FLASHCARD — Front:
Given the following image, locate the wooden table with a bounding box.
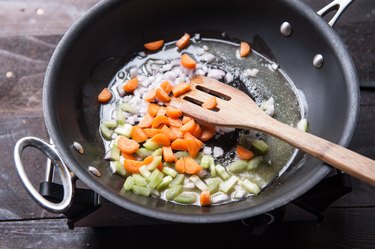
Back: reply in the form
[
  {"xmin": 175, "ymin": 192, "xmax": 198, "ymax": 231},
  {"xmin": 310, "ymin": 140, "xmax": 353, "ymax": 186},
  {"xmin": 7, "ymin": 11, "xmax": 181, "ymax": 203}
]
[{"xmin": 0, "ymin": 0, "xmax": 374, "ymax": 248}]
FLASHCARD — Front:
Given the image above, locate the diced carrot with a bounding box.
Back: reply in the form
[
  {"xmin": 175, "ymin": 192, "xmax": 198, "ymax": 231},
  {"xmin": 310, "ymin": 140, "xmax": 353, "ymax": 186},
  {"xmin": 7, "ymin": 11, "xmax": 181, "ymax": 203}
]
[
  {"xmin": 171, "ymin": 138, "xmax": 188, "ymax": 151},
  {"xmin": 180, "ymin": 54, "xmax": 196, "ymax": 69},
  {"xmin": 151, "ymin": 133, "xmax": 170, "ymax": 146},
  {"xmin": 176, "ymin": 33, "xmax": 191, "ymax": 50},
  {"xmin": 175, "ymin": 158, "xmax": 185, "ymax": 173},
  {"xmin": 97, "ymin": 88, "xmax": 112, "ymax": 103},
  {"xmin": 184, "ymin": 132, "xmax": 204, "ymax": 149},
  {"xmin": 123, "ymin": 77, "xmax": 139, "ymax": 93},
  {"xmin": 200, "ymin": 190, "xmax": 211, "ymax": 206},
  {"xmin": 240, "ymin": 41, "xmax": 251, "ymax": 57},
  {"xmin": 151, "ymin": 115, "xmax": 169, "ymax": 128},
  {"xmin": 170, "ymin": 126, "xmax": 183, "ymax": 138},
  {"xmin": 156, "ymin": 107, "xmax": 166, "ymax": 116},
  {"xmin": 236, "ymin": 145, "xmax": 255, "ymax": 160},
  {"xmin": 142, "ymin": 128, "xmax": 162, "ymax": 138},
  {"xmin": 156, "ymin": 88, "xmax": 171, "ymax": 102},
  {"xmin": 191, "ymin": 123, "xmax": 202, "ymax": 138},
  {"xmin": 181, "ymin": 116, "xmax": 192, "ymax": 125},
  {"xmin": 131, "ymin": 126, "xmax": 148, "ymax": 143},
  {"xmin": 157, "ymin": 162, "xmax": 163, "ymax": 171},
  {"xmin": 172, "ymin": 82, "xmax": 191, "ymax": 97},
  {"xmin": 184, "ymin": 157, "xmax": 202, "ymax": 174},
  {"xmin": 144, "ymin": 40, "xmax": 164, "ymax": 51},
  {"xmin": 166, "ymin": 106, "xmax": 182, "ymax": 118},
  {"xmin": 167, "ymin": 117, "xmax": 182, "ymax": 127},
  {"xmin": 118, "ymin": 136, "xmax": 140, "ymax": 154},
  {"xmin": 180, "ymin": 119, "xmax": 196, "ymax": 133},
  {"xmin": 139, "ymin": 113, "xmax": 153, "ymax": 128},
  {"xmin": 202, "ymin": 96, "xmax": 217, "ymax": 110},
  {"xmin": 144, "ymin": 89, "xmax": 157, "ymax": 102},
  {"xmin": 161, "ymin": 125, "xmax": 178, "ymax": 141},
  {"xmin": 199, "ymin": 124, "xmax": 216, "ymax": 142},
  {"xmin": 123, "ymin": 159, "xmax": 144, "ymax": 174},
  {"xmin": 162, "ymin": 146, "xmax": 176, "ymax": 163},
  {"xmin": 121, "ymin": 152, "xmax": 136, "ymax": 160},
  {"xmin": 148, "ymin": 103, "xmax": 160, "ymax": 117},
  {"xmin": 160, "ymin": 81, "xmax": 173, "ymax": 95},
  {"xmin": 143, "ymin": 155, "xmax": 154, "ymax": 165},
  {"xmin": 186, "ymin": 138, "xmax": 200, "ymax": 158}
]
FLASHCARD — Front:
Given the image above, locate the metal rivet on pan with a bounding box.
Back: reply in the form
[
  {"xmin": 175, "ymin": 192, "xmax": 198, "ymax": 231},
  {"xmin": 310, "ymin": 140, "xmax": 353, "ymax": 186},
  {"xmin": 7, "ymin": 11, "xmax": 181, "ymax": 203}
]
[
  {"xmin": 313, "ymin": 54, "xmax": 324, "ymax": 68},
  {"xmin": 73, "ymin": 141, "xmax": 84, "ymax": 154},
  {"xmin": 280, "ymin": 22, "xmax": 292, "ymax": 36},
  {"xmin": 88, "ymin": 166, "xmax": 101, "ymax": 177}
]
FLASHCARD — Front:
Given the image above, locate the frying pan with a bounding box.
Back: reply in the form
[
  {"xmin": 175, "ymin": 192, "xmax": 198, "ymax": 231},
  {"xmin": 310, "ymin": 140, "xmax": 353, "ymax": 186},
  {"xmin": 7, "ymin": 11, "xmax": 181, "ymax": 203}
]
[{"xmin": 14, "ymin": 0, "xmax": 359, "ymax": 223}]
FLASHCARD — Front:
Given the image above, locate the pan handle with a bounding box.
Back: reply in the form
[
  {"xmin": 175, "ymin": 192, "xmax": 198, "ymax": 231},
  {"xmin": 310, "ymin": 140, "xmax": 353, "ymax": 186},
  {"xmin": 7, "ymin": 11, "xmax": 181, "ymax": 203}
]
[
  {"xmin": 317, "ymin": 0, "xmax": 353, "ymax": 26},
  {"xmin": 14, "ymin": 136, "xmax": 74, "ymax": 213}
]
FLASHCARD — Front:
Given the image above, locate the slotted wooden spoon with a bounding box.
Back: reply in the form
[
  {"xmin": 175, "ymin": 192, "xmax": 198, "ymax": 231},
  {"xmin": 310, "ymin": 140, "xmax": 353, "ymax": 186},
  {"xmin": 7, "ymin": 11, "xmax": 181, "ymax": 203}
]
[{"xmin": 170, "ymin": 76, "xmax": 375, "ymax": 186}]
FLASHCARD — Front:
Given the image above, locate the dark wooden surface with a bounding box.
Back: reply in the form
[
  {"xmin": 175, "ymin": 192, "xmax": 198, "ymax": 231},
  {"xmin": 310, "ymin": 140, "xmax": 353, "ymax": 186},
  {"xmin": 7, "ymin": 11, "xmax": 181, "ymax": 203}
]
[{"xmin": 0, "ymin": 0, "xmax": 374, "ymax": 248}]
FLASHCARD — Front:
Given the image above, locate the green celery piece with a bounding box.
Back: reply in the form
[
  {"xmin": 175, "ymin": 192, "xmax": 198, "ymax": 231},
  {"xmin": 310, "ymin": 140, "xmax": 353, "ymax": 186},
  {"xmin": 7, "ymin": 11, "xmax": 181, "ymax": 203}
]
[
  {"xmin": 174, "ymin": 193, "xmax": 197, "ymax": 204},
  {"xmin": 152, "ymin": 148, "xmax": 163, "ymax": 157},
  {"xmin": 103, "ymin": 119, "xmax": 118, "ymax": 129},
  {"xmin": 139, "ymin": 165, "xmax": 151, "ymax": 179},
  {"xmin": 123, "ymin": 176, "xmax": 134, "ymax": 191},
  {"xmin": 105, "ymin": 146, "xmax": 120, "ymax": 161},
  {"xmin": 111, "ymin": 161, "xmax": 126, "ymax": 177},
  {"xmin": 136, "ymin": 148, "xmax": 153, "ymax": 159},
  {"xmin": 252, "ymin": 139, "xmax": 268, "ymax": 154},
  {"xmin": 114, "ymin": 123, "xmax": 133, "ymax": 137},
  {"xmin": 162, "ymin": 166, "xmax": 177, "ymax": 178},
  {"xmin": 132, "ymin": 185, "xmax": 151, "ymax": 196},
  {"xmin": 115, "ymin": 109, "xmax": 126, "ymax": 125},
  {"xmin": 216, "ymin": 164, "xmax": 230, "ymax": 180},
  {"xmin": 169, "ymin": 174, "xmax": 184, "ymax": 187},
  {"xmin": 200, "ymin": 155, "xmax": 212, "ymax": 169},
  {"xmin": 189, "ymin": 175, "xmax": 208, "ymax": 191},
  {"xmin": 175, "ymin": 151, "xmax": 190, "ymax": 159},
  {"xmin": 209, "ymin": 158, "xmax": 216, "ymax": 177},
  {"xmin": 120, "ymin": 102, "xmax": 137, "ymax": 113},
  {"xmin": 146, "ymin": 156, "xmax": 162, "ymax": 171},
  {"xmin": 157, "ymin": 176, "xmax": 173, "ymax": 191},
  {"xmin": 241, "ymin": 179, "xmax": 261, "ymax": 195},
  {"xmin": 248, "ymin": 156, "xmax": 263, "ymax": 170},
  {"xmin": 143, "ymin": 139, "xmax": 162, "ymax": 151},
  {"xmin": 297, "ymin": 118, "xmax": 309, "ymax": 132},
  {"xmin": 132, "ymin": 174, "xmax": 147, "ymax": 187},
  {"xmin": 219, "ymin": 175, "xmax": 239, "ymax": 193},
  {"xmin": 228, "ymin": 160, "xmax": 248, "ymax": 173},
  {"xmin": 194, "ymin": 153, "xmax": 203, "ymax": 164},
  {"xmin": 148, "ymin": 169, "xmax": 164, "ymax": 189},
  {"xmin": 100, "ymin": 124, "xmax": 113, "ymax": 140},
  {"xmin": 239, "ymin": 134, "xmax": 251, "ymax": 150},
  {"xmin": 206, "ymin": 178, "xmax": 221, "ymax": 194},
  {"xmin": 166, "ymin": 185, "xmax": 183, "ymax": 200}
]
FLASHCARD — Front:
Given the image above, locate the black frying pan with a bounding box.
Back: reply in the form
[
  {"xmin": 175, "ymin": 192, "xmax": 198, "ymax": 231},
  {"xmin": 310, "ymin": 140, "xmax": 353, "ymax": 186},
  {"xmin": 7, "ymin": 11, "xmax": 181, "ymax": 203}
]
[{"xmin": 14, "ymin": 0, "xmax": 359, "ymax": 223}]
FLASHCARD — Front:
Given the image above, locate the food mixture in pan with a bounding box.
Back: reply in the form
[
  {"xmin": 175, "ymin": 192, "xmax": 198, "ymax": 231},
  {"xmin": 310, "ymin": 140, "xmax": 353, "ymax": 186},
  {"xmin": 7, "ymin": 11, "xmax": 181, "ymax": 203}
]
[{"xmin": 97, "ymin": 33, "xmax": 308, "ymax": 206}]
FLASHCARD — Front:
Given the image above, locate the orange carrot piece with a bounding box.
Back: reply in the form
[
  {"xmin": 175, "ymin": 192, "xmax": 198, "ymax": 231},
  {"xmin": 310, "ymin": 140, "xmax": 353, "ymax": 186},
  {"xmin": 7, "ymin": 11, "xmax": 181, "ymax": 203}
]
[
  {"xmin": 144, "ymin": 40, "xmax": 164, "ymax": 51},
  {"xmin": 240, "ymin": 41, "xmax": 251, "ymax": 57},
  {"xmin": 181, "ymin": 116, "xmax": 192, "ymax": 125},
  {"xmin": 160, "ymin": 80, "xmax": 173, "ymax": 95},
  {"xmin": 180, "ymin": 54, "xmax": 196, "ymax": 69},
  {"xmin": 156, "ymin": 88, "xmax": 171, "ymax": 102},
  {"xmin": 176, "ymin": 33, "xmax": 191, "ymax": 50},
  {"xmin": 180, "ymin": 119, "xmax": 196, "ymax": 133},
  {"xmin": 139, "ymin": 113, "xmax": 153, "ymax": 128},
  {"xmin": 124, "ymin": 159, "xmax": 144, "ymax": 174},
  {"xmin": 171, "ymin": 138, "xmax": 188, "ymax": 151},
  {"xmin": 200, "ymin": 190, "xmax": 211, "ymax": 206},
  {"xmin": 148, "ymin": 103, "xmax": 160, "ymax": 117},
  {"xmin": 143, "ymin": 155, "xmax": 154, "ymax": 165},
  {"xmin": 97, "ymin": 88, "xmax": 112, "ymax": 103},
  {"xmin": 166, "ymin": 106, "xmax": 182, "ymax": 118},
  {"xmin": 175, "ymin": 158, "xmax": 185, "ymax": 173},
  {"xmin": 131, "ymin": 126, "xmax": 148, "ymax": 143},
  {"xmin": 118, "ymin": 136, "xmax": 140, "ymax": 154},
  {"xmin": 162, "ymin": 146, "xmax": 176, "ymax": 163},
  {"xmin": 151, "ymin": 115, "xmax": 169, "ymax": 128},
  {"xmin": 156, "ymin": 107, "xmax": 166, "ymax": 116},
  {"xmin": 151, "ymin": 133, "xmax": 170, "ymax": 146},
  {"xmin": 157, "ymin": 162, "xmax": 163, "ymax": 171},
  {"xmin": 184, "ymin": 157, "xmax": 202, "ymax": 174},
  {"xmin": 199, "ymin": 124, "xmax": 216, "ymax": 142},
  {"xmin": 184, "ymin": 132, "xmax": 204, "ymax": 149},
  {"xmin": 191, "ymin": 123, "xmax": 202, "ymax": 138},
  {"xmin": 236, "ymin": 145, "xmax": 255, "ymax": 160},
  {"xmin": 167, "ymin": 117, "xmax": 182, "ymax": 127},
  {"xmin": 161, "ymin": 125, "xmax": 178, "ymax": 141},
  {"xmin": 186, "ymin": 138, "xmax": 200, "ymax": 158},
  {"xmin": 142, "ymin": 128, "xmax": 162, "ymax": 138},
  {"xmin": 123, "ymin": 77, "xmax": 139, "ymax": 93},
  {"xmin": 172, "ymin": 82, "xmax": 191, "ymax": 97},
  {"xmin": 144, "ymin": 89, "xmax": 157, "ymax": 102},
  {"xmin": 202, "ymin": 96, "xmax": 217, "ymax": 110},
  {"xmin": 121, "ymin": 152, "xmax": 136, "ymax": 160},
  {"xmin": 170, "ymin": 126, "xmax": 183, "ymax": 138}
]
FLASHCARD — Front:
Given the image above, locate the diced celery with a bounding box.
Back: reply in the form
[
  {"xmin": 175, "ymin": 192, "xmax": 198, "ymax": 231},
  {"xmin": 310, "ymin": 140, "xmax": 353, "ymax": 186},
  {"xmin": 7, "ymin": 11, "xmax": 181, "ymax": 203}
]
[
  {"xmin": 166, "ymin": 185, "xmax": 183, "ymax": 200},
  {"xmin": 136, "ymin": 148, "xmax": 153, "ymax": 159},
  {"xmin": 194, "ymin": 153, "xmax": 203, "ymax": 164},
  {"xmin": 227, "ymin": 160, "xmax": 248, "ymax": 173},
  {"xmin": 297, "ymin": 118, "xmax": 308, "ymax": 132},
  {"xmin": 174, "ymin": 193, "xmax": 197, "ymax": 204},
  {"xmin": 115, "ymin": 109, "xmax": 126, "ymax": 125},
  {"xmin": 200, "ymin": 155, "xmax": 212, "ymax": 169},
  {"xmin": 157, "ymin": 176, "xmax": 173, "ymax": 190},
  {"xmin": 103, "ymin": 119, "xmax": 118, "ymax": 129},
  {"xmin": 169, "ymin": 174, "xmax": 184, "ymax": 187},
  {"xmin": 143, "ymin": 139, "xmax": 162, "ymax": 151},
  {"xmin": 211, "ymin": 192, "xmax": 229, "ymax": 204},
  {"xmin": 248, "ymin": 156, "xmax": 263, "ymax": 170},
  {"xmin": 146, "ymin": 156, "xmax": 162, "ymax": 171},
  {"xmin": 139, "ymin": 165, "xmax": 151, "ymax": 179},
  {"xmin": 216, "ymin": 164, "xmax": 230, "ymax": 180},
  {"xmin": 175, "ymin": 151, "xmax": 190, "ymax": 159},
  {"xmin": 132, "ymin": 185, "xmax": 151, "ymax": 196},
  {"xmin": 233, "ymin": 189, "xmax": 247, "ymax": 200},
  {"xmin": 162, "ymin": 167, "xmax": 177, "ymax": 178},
  {"xmin": 219, "ymin": 175, "xmax": 239, "ymax": 193},
  {"xmin": 132, "ymin": 174, "xmax": 147, "ymax": 186},
  {"xmin": 252, "ymin": 139, "xmax": 268, "ymax": 154},
  {"xmin": 163, "ymin": 162, "xmax": 174, "ymax": 168},
  {"xmin": 189, "ymin": 175, "xmax": 208, "ymax": 191},
  {"xmin": 206, "ymin": 178, "xmax": 221, "ymax": 194},
  {"xmin": 114, "ymin": 123, "xmax": 133, "ymax": 137},
  {"xmin": 100, "ymin": 124, "xmax": 113, "ymax": 140},
  {"xmin": 152, "ymin": 148, "xmax": 163, "ymax": 157},
  {"xmin": 151, "ymin": 189, "xmax": 160, "ymax": 197},
  {"xmin": 209, "ymin": 158, "xmax": 216, "ymax": 177},
  {"xmin": 241, "ymin": 179, "xmax": 261, "ymax": 195},
  {"xmin": 110, "ymin": 161, "xmax": 126, "ymax": 177},
  {"xmin": 104, "ymin": 146, "xmax": 120, "ymax": 161},
  {"xmin": 239, "ymin": 134, "xmax": 251, "ymax": 149},
  {"xmin": 148, "ymin": 169, "xmax": 164, "ymax": 189},
  {"xmin": 120, "ymin": 102, "xmax": 137, "ymax": 113},
  {"xmin": 123, "ymin": 176, "xmax": 134, "ymax": 191}
]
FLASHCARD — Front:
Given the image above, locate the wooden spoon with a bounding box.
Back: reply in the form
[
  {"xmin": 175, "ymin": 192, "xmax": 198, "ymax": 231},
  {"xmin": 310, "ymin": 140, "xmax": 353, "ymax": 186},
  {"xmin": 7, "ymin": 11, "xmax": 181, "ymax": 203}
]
[{"xmin": 170, "ymin": 76, "xmax": 375, "ymax": 186}]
